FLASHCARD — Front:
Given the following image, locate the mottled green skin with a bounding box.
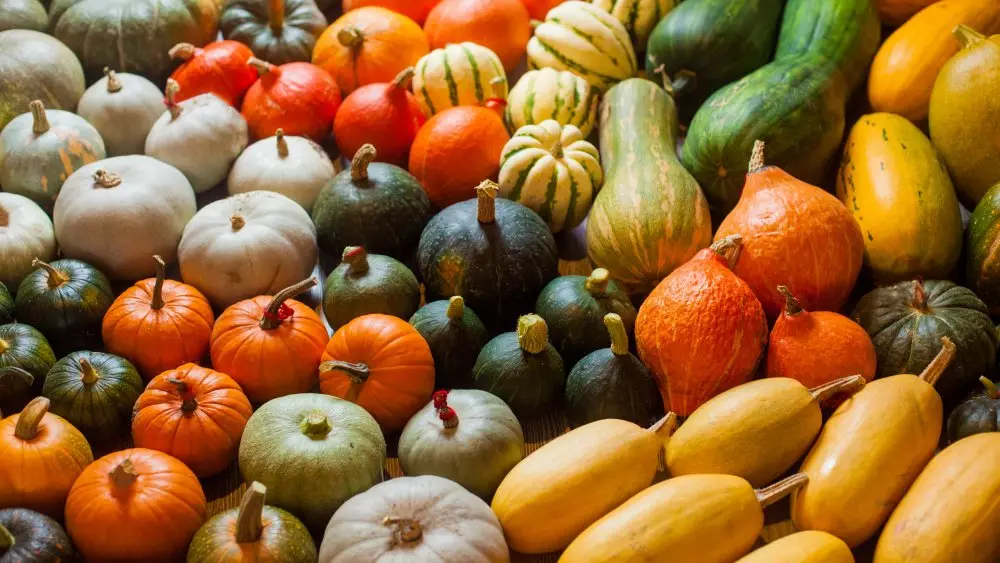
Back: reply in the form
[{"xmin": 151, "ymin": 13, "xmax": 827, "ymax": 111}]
[
  {"xmin": 0, "ymin": 0, "xmax": 48, "ymax": 32},
  {"xmin": 409, "ymin": 300, "xmax": 490, "ymax": 390},
  {"xmin": 221, "ymin": 0, "xmax": 327, "ymax": 65},
  {"xmin": 0, "ymin": 30, "xmax": 85, "ymax": 131},
  {"xmin": 187, "ymin": 504, "xmax": 317, "ymax": 563},
  {"xmin": 472, "ymin": 332, "xmax": 565, "ymax": 418},
  {"xmin": 852, "ymin": 280, "xmax": 999, "ymax": 402},
  {"xmin": 946, "ymin": 380, "xmax": 1000, "ymax": 445},
  {"xmin": 41, "ymin": 351, "xmax": 143, "ymax": 443},
  {"xmin": 965, "ymin": 182, "xmax": 1000, "ymax": 314},
  {"xmin": 0, "ymin": 508, "xmax": 74, "ymax": 563},
  {"xmin": 322, "ymin": 253, "xmax": 421, "ymax": 332},
  {"xmin": 0, "ymin": 323, "xmax": 56, "ymax": 415},
  {"xmin": 565, "ymin": 348, "xmax": 663, "ymax": 429},
  {"xmin": 0, "ymin": 282, "xmax": 12, "ymax": 324}
]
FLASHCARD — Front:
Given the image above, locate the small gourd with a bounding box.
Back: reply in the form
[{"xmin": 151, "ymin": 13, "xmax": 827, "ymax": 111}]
[
  {"xmin": 75, "ymin": 68, "xmax": 164, "ymax": 157},
  {"xmin": 0, "ymin": 193, "xmax": 56, "ymax": 289},
  {"xmin": 0, "ymin": 507, "xmax": 75, "ymax": 563},
  {"xmin": 947, "ymin": 376, "xmax": 1000, "ymax": 444},
  {"xmin": 505, "ymin": 68, "xmax": 598, "ymax": 137},
  {"xmin": 409, "ymin": 296, "xmax": 490, "ymax": 389},
  {"xmin": 221, "ymin": 0, "xmax": 328, "ymax": 65},
  {"xmin": 228, "ymin": 129, "xmax": 337, "ymax": 212},
  {"xmin": 0, "ymin": 323, "xmax": 56, "ymax": 415},
  {"xmin": 322, "ymin": 246, "xmax": 420, "ymax": 332},
  {"xmin": 592, "ymin": 0, "xmax": 677, "ymax": 52},
  {"xmin": 410, "ymin": 42, "xmax": 508, "ymax": 117}
]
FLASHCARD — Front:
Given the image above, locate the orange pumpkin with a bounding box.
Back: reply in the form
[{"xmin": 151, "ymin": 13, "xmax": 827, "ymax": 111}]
[
  {"xmin": 635, "ymin": 236, "xmax": 768, "ymax": 417},
  {"xmin": 313, "ymin": 7, "xmax": 430, "ymax": 95},
  {"xmin": 424, "ymin": 0, "xmax": 531, "ymax": 72},
  {"xmin": 519, "ymin": 0, "xmax": 566, "ymax": 19},
  {"xmin": 168, "ymin": 41, "xmax": 259, "ymax": 107},
  {"xmin": 714, "ymin": 141, "xmax": 864, "ymax": 321},
  {"xmin": 319, "ymin": 314, "xmax": 435, "ymax": 432},
  {"xmin": 211, "ymin": 278, "xmax": 328, "ymax": 404},
  {"xmin": 65, "ymin": 448, "xmax": 207, "ymax": 563},
  {"xmin": 102, "ymin": 255, "xmax": 215, "ymax": 381},
  {"xmin": 0, "ymin": 397, "xmax": 93, "ymax": 518},
  {"xmin": 241, "ymin": 58, "xmax": 343, "ymax": 141},
  {"xmin": 343, "ymin": 0, "xmax": 442, "ymax": 24}
]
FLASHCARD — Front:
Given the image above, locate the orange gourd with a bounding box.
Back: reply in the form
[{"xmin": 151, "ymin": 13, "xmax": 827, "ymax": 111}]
[
  {"xmin": 424, "ymin": 0, "xmax": 531, "ymax": 72},
  {"xmin": 65, "ymin": 448, "xmax": 207, "ymax": 563},
  {"xmin": 313, "ymin": 7, "xmax": 430, "ymax": 95},
  {"xmin": 635, "ymin": 236, "xmax": 768, "ymax": 417},
  {"xmin": 767, "ymin": 286, "xmax": 877, "ymax": 388},
  {"xmin": 132, "ymin": 364, "xmax": 253, "ymax": 478},
  {"xmin": 102, "ymin": 255, "xmax": 215, "ymax": 381},
  {"xmin": 342, "ymin": 0, "xmax": 442, "ymax": 25},
  {"xmin": 210, "ymin": 278, "xmax": 328, "ymax": 404},
  {"xmin": 241, "ymin": 58, "xmax": 343, "ymax": 141},
  {"xmin": 715, "ymin": 141, "xmax": 864, "ymax": 321},
  {"xmin": 168, "ymin": 41, "xmax": 259, "ymax": 107},
  {"xmin": 319, "ymin": 314, "xmax": 435, "ymax": 432},
  {"xmin": 0, "ymin": 397, "xmax": 93, "ymax": 518}
]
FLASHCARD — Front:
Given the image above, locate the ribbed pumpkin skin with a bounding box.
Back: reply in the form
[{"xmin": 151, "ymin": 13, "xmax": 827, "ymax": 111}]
[
  {"xmin": 0, "ymin": 323, "xmax": 55, "ymax": 414},
  {"xmin": 220, "ymin": 0, "xmax": 327, "ymax": 65},
  {"xmin": 187, "ymin": 503, "xmax": 317, "ymax": 563},
  {"xmin": 736, "ymin": 531, "xmax": 853, "ymax": 563},
  {"xmin": 593, "ymin": 0, "xmax": 676, "ymax": 52},
  {"xmin": 408, "ymin": 299, "xmax": 490, "ymax": 389},
  {"xmin": 966, "ymin": 183, "xmax": 1000, "ymax": 313},
  {"xmin": 505, "ymin": 68, "xmax": 597, "ymax": 137},
  {"xmin": 169, "ymin": 40, "xmax": 258, "ymax": 107},
  {"xmin": 411, "ymin": 42, "xmax": 507, "ymax": 117},
  {"xmin": 0, "ymin": 508, "xmax": 75, "ymax": 563},
  {"xmin": 0, "ymin": 30, "xmax": 84, "ymax": 132}
]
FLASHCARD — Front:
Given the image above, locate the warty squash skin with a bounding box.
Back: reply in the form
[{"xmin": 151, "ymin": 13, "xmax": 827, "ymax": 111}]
[{"xmin": 736, "ymin": 531, "xmax": 854, "ymax": 563}]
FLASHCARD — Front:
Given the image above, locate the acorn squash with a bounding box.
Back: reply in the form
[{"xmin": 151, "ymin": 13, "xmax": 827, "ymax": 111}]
[
  {"xmin": 947, "ymin": 376, "xmax": 1000, "ymax": 443},
  {"xmin": 0, "ymin": 323, "xmax": 55, "ymax": 416},
  {"xmin": 408, "ymin": 297, "xmax": 489, "ymax": 390},
  {"xmin": 321, "ymin": 246, "xmax": 420, "ymax": 332}
]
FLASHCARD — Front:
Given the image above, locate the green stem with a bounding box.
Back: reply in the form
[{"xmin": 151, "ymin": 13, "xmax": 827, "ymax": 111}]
[
  {"xmin": 236, "ymin": 482, "xmax": 267, "ymax": 543},
  {"xmin": 259, "ymin": 278, "xmax": 317, "ymax": 330},
  {"xmin": 32, "ymin": 258, "xmax": 67, "ymax": 288},
  {"xmin": 954, "ymin": 24, "xmax": 985, "ymax": 49},
  {"xmin": 584, "ymin": 268, "xmax": 610, "ymax": 297},
  {"xmin": 981, "ymin": 376, "xmax": 998, "ymax": 400},
  {"xmin": 604, "ymin": 313, "xmax": 629, "ymax": 356},
  {"xmin": 0, "ymin": 523, "xmax": 14, "ymax": 552},
  {"xmin": 517, "ymin": 314, "xmax": 549, "ymax": 354},
  {"xmin": 300, "ymin": 412, "xmax": 332, "ymax": 438},
  {"xmin": 337, "ymin": 26, "xmax": 363, "ymax": 49},
  {"xmin": 392, "ymin": 67, "xmax": 415, "ymax": 90}
]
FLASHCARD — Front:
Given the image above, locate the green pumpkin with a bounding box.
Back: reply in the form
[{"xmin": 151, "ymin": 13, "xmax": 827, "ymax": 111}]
[
  {"xmin": 322, "ymin": 246, "xmax": 421, "ymax": 332},
  {"xmin": 0, "ymin": 101, "xmax": 106, "ymax": 213},
  {"xmin": 947, "ymin": 376, "xmax": 1000, "ymax": 445},
  {"xmin": 0, "ymin": 323, "xmax": 55, "ymax": 416},
  {"xmin": 14, "ymin": 259, "xmax": 114, "ymax": 355},
  {"xmin": 238, "ymin": 393, "xmax": 387, "ymax": 532},
  {"xmin": 40, "ymin": 351, "xmax": 143, "ymax": 443},
  {"xmin": 0, "ymin": 0, "xmax": 48, "ymax": 33},
  {"xmin": 221, "ymin": 0, "xmax": 327, "ymax": 65},
  {"xmin": 472, "ymin": 314, "xmax": 565, "ymax": 418},
  {"xmin": 535, "ymin": 268, "xmax": 637, "ymax": 369},
  {"xmin": 0, "ymin": 30, "xmax": 85, "ymax": 132},
  {"xmin": 965, "ymin": 181, "xmax": 1000, "ymax": 313},
  {"xmin": 409, "ymin": 296, "xmax": 490, "ymax": 390},
  {"xmin": 0, "ymin": 282, "xmax": 12, "ymax": 324},
  {"xmin": 0, "ymin": 508, "xmax": 74, "ymax": 563},
  {"xmin": 565, "ymin": 313, "xmax": 663, "ymax": 429},
  {"xmin": 852, "ymin": 279, "xmax": 999, "ymax": 401}
]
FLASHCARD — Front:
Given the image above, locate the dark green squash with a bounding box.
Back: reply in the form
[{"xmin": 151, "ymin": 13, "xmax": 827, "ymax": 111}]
[
  {"xmin": 472, "ymin": 314, "xmax": 565, "ymax": 418},
  {"xmin": 0, "ymin": 0, "xmax": 48, "ymax": 33},
  {"xmin": 0, "ymin": 323, "xmax": 55, "ymax": 416},
  {"xmin": 947, "ymin": 376, "xmax": 1000, "ymax": 444},
  {"xmin": 322, "ymin": 246, "xmax": 421, "ymax": 332},
  {"xmin": 0, "ymin": 29, "xmax": 85, "ymax": 131},
  {"xmin": 40, "ymin": 351, "xmax": 143, "ymax": 443},
  {"xmin": 535, "ymin": 268, "xmax": 638, "ymax": 369},
  {"xmin": 409, "ymin": 296, "xmax": 490, "ymax": 390},
  {"xmin": 14, "ymin": 259, "xmax": 114, "ymax": 355},
  {"xmin": 0, "ymin": 282, "xmax": 12, "ymax": 325},
  {"xmin": 221, "ymin": 0, "xmax": 327, "ymax": 65},
  {"xmin": 0, "ymin": 508, "xmax": 74, "ymax": 563},
  {"xmin": 418, "ymin": 181, "xmax": 559, "ymax": 331},
  {"xmin": 852, "ymin": 279, "xmax": 999, "ymax": 402},
  {"xmin": 565, "ymin": 313, "xmax": 663, "ymax": 429},
  {"xmin": 965, "ymin": 181, "xmax": 1000, "ymax": 314}
]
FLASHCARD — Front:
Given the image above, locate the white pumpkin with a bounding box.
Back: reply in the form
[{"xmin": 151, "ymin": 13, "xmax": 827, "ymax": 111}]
[
  {"xmin": 0, "ymin": 192, "xmax": 56, "ymax": 289},
  {"xmin": 227, "ymin": 129, "xmax": 337, "ymax": 212},
  {"xmin": 319, "ymin": 475, "xmax": 510, "ymax": 563},
  {"xmin": 505, "ymin": 68, "xmax": 599, "ymax": 137},
  {"xmin": 178, "ymin": 191, "xmax": 318, "ymax": 308},
  {"xmin": 76, "ymin": 68, "xmax": 164, "ymax": 157},
  {"xmin": 144, "ymin": 79, "xmax": 249, "ymax": 193},
  {"xmin": 53, "ymin": 156, "xmax": 197, "ymax": 280}
]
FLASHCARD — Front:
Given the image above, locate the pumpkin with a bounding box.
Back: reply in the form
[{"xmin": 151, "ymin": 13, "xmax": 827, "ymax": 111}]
[
  {"xmin": 947, "ymin": 376, "xmax": 1000, "ymax": 443},
  {"xmin": 736, "ymin": 531, "xmax": 853, "ymax": 563},
  {"xmin": 319, "ymin": 314, "xmax": 435, "ymax": 432},
  {"xmin": 0, "ymin": 324, "xmax": 55, "ymax": 416},
  {"xmin": 75, "ymin": 68, "xmax": 164, "ymax": 157},
  {"xmin": 0, "ymin": 193, "xmax": 56, "ymax": 289},
  {"xmin": 0, "ymin": 397, "xmax": 93, "ymax": 518},
  {"xmin": 311, "ymin": 143, "xmax": 433, "ymax": 262},
  {"xmin": 0, "ymin": 283, "xmax": 10, "ymax": 325},
  {"xmin": 0, "ymin": 29, "xmax": 84, "ymax": 132},
  {"xmin": 492, "ymin": 413, "xmax": 677, "ymax": 553},
  {"xmin": 876, "ymin": 0, "xmax": 943, "ymax": 25},
  {"xmin": 64, "ymin": 448, "xmax": 208, "ymax": 562},
  {"xmin": 853, "ymin": 279, "xmax": 998, "ymax": 401},
  {"xmin": 342, "ymin": 0, "xmax": 441, "ymax": 24},
  {"xmin": 398, "ymin": 389, "xmax": 524, "ymax": 499},
  {"xmin": 409, "ymin": 296, "xmax": 490, "ymax": 389},
  {"xmin": 505, "ymin": 67, "xmax": 598, "ymax": 137},
  {"xmin": 0, "ymin": 100, "xmax": 105, "ymax": 213},
  {"xmin": 966, "ymin": 185, "xmax": 1000, "ymax": 312},
  {"xmin": 411, "ymin": 42, "xmax": 507, "ymax": 117},
  {"xmin": 14, "ymin": 258, "xmax": 114, "ymax": 355},
  {"xmin": 425, "ymin": 0, "xmax": 530, "ymax": 72},
  {"xmin": 319, "ymin": 475, "xmax": 508, "ymax": 563},
  {"xmin": 188, "ymin": 482, "xmax": 317, "ymax": 563},
  {"xmin": 54, "ymin": 156, "xmax": 198, "ymax": 281},
  {"xmin": 0, "ymin": 508, "xmax": 74, "ymax": 563},
  {"xmin": 41, "ymin": 351, "xmax": 143, "ymax": 443},
  {"xmin": 168, "ymin": 41, "xmax": 258, "ymax": 107},
  {"xmin": 228, "ymin": 129, "xmax": 336, "ymax": 212},
  {"xmin": 242, "ymin": 58, "xmax": 342, "ymax": 141},
  {"xmin": 635, "ymin": 236, "xmax": 768, "ymax": 417},
  {"xmin": 593, "ymin": 0, "xmax": 676, "ymax": 52},
  {"xmin": 333, "ymin": 68, "xmax": 427, "ymax": 166},
  {"xmin": 0, "ymin": 0, "xmax": 47, "ymax": 32},
  {"xmin": 767, "ymin": 285, "xmax": 877, "ymax": 387},
  {"xmin": 239, "ymin": 393, "xmax": 387, "ymax": 531},
  {"xmin": 211, "ymin": 278, "xmax": 327, "ymax": 404},
  {"xmin": 178, "ymin": 191, "xmax": 318, "ymax": 308},
  {"xmin": 221, "ymin": 0, "xmax": 327, "ymax": 65},
  {"xmin": 322, "ymin": 246, "xmax": 420, "ymax": 331}
]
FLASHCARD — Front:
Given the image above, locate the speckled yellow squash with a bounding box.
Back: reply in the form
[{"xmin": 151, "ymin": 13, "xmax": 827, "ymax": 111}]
[
  {"xmin": 411, "ymin": 42, "xmax": 507, "ymax": 116},
  {"xmin": 737, "ymin": 531, "xmax": 854, "ymax": 563},
  {"xmin": 505, "ymin": 68, "xmax": 598, "ymax": 137},
  {"xmin": 593, "ymin": 0, "xmax": 677, "ymax": 52}
]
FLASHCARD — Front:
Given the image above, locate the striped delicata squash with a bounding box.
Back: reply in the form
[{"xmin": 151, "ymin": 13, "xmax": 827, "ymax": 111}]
[
  {"xmin": 593, "ymin": 0, "xmax": 678, "ymax": 52},
  {"xmin": 411, "ymin": 42, "xmax": 508, "ymax": 116},
  {"xmin": 506, "ymin": 68, "xmax": 599, "ymax": 137}
]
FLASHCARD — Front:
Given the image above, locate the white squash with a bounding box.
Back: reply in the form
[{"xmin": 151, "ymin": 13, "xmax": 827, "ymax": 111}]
[
  {"xmin": 319, "ymin": 475, "xmax": 509, "ymax": 563},
  {"xmin": 0, "ymin": 192, "xmax": 56, "ymax": 289},
  {"xmin": 412, "ymin": 42, "xmax": 508, "ymax": 116},
  {"xmin": 144, "ymin": 79, "xmax": 249, "ymax": 193},
  {"xmin": 592, "ymin": 0, "xmax": 678, "ymax": 51},
  {"xmin": 178, "ymin": 190, "xmax": 318, "ymax": 308},
  {"xmin": 505, "ymin": 68, "xmax": 598, "ymax": 137},
  {"xmin": 227, "ymin": 128, "xmax": 337, "ymax": 212},
  {"xmin": 76, "ymin": 68, "xmax": 164, "ymax": 157}
]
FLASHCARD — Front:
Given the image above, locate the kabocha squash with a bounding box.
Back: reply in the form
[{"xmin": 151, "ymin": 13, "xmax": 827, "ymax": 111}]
[
  {"xmin": 64, "ymin": 448, "xmax": 207, "ymax": 562},
  {"xmin": 322, "ymin": 247, "xmax": 420, "ymax": 331},
  {"xmin": 241, "ymin": 58, "xmax": 342, "ymax": 141},
  {"xmin": 239, "ymin": 393, "xmax": 387, "ymax": 531},
  {"xmin": 837, "ymin": 113, "xmax": 963, "ymax": 283},
  {"xmin": 425, "ymin": 0, "xmax": 530, "ymax": 73},
  {"xmin": 319, "ymin": 475, "xmax": 509, "ymax": 563},
  {"xmin": 504, "ymin": 68, "xmax": 598, "ymax": 137},
  {"xmin": 586, "ymin": 78, "xmax": 711, "ymax": 295},
  {"xmin": 411, "ymin": 42, "xmax": 507, "ymax": 117},
  {"xmin": 965, "ymin": 187, "xmax": 1000, "ymax": 312},
  {"xmin": 398, "ymin": 389, "xmax": 524, "ymax": 500},
  {"xmin": 169, "ymin": 41, "xmax": 258, "ymax": 107},
  {"xmin": 0, "ymin": 324, "xmax": 55, "ymax": 415},
  {"xmin": 409, "ymin": 297, "xmax": 490, "ymax": 389},
  {"xmin": 211, "ymin": 279, "xmax": 327, "ymax": 404},
  {"xmin": 0, "ymin": 0, "xmax": 47, "ymax": 32},
  {"xmin": 342, "ymin": 0, "xmax": 442, "ymax": 24},
  {"xmin": 491, "ymin": 413, "xmax": 677, "ymax": 554},
  {"xmin": 0, "ymin": 30, "xmax": 84, "ymax": 131},
  {"xmin": 221, "ymin": 0, "xmax": 327, "ymax": 65},
  {"xmin": 0, "ymin": 193, "xmax": 56, "ymax": 290},
  {"xmin": 76, "ymin": 68, "xmax": 164, "ymax": 157},
  {"xmin": 792, "ymin": 340, "xmax": 955, "ymax": 548},
  {"xmin": 877, "ymin": 0, "xmax": 942, "ymax": 25},
  {"xmin": 0, "ymin": 283, "xmax": 10, "ymax": 325},
  {"xmin": 473, "ymin": 315, "xmax": 565, "ymax": 419},
  {"xmin": 228, "ymin": 129, "xmax": 336, "ymax": 212},
  {"xmin": 0, "ymin": 508, "xmax": 74, "ymax": 563},
  {"xmin": 947, "ymin": 377, "xmax": 1000, "ymax": 443},
  {"xmin": 736, "ymin": 531, "xmax": 854, "ymax": 563},
  {"xmin": 319, "ymin": 314, "xmax": 435, "ymax": 432},
  {"xmin": 593, "ymin": 0, "xmax": 676, "ymax": 53}
]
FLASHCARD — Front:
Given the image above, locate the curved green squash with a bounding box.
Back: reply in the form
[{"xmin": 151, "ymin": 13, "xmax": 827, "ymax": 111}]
[
  {"xmin": 0, "ymin": 282, "xmax": 12, "ymax": 325},
  {"xmin": 966, "ymin": 182, "xmax": 1000, "ymax": 313},
  {"xmin": 586, "ymin": 78, "xmax": 712, "ymax": 297},
  {"xmin": 0, "ymin": 323, "xmax": 55, "ymax": 415},
  {"xmin": 409, "ymin": 296, "xmax": 490, "ymax": 390},
  {"xmin": 0, "ymin": 0, "xmax": 49, "ymax": 32},
  {"xmin": 947, "ymin": 376, "xmax": 1000, "ymax": 444},
  {"xmin": 0, "ymin": 29, "xmax": 85, "ymax": 132},
  {"xmin": 322, "ymin": 246, "xmax": 420, "ymax": 332}
]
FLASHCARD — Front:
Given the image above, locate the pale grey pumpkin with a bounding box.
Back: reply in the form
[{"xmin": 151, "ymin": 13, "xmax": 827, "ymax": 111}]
[{"xmin": 76, "ymin": 68, "xmax": 164, "ymax": 157}]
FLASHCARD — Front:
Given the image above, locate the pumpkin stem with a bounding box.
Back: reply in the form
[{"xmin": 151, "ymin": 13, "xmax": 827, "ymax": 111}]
[
  {"xmin": 31, "ymin": 258, "xmax": 67, "ymax": 288},
  {"xmin": 351, "ymin": 144, "xmax": 377, "ymax": 182},
  {"xmin": 14, "ymin": 397, "xmax": 49, "ymax": 440},
  {"xmin": 150, "ymin": 255, "xmax": 167, "ymax": 310},
  {"xmin": 0, "ymin": 523, "xmax": 13, "ymax": 552},
  {"xmin": 476, "ymin": 180, "xmax": 499, "ymax": 224},
  {"xmin": 235, "ymin": 481, "xmax": 267, "ymax": 543},
  {"xmin": 446, "ymin": 296, "xmax": 465, "ymax": 320},
  {"xmin": 808, "ymin": 375, "xmax": 866, "ymax": 406},
  {"xmin": 777, "ymin": 285, "xmax": 802, "ymax": 316},
  {"xmin": 550, "ymin": 138, "xmax": 564, "ymax": 159},
  {"xmin": 517, "ymin": 314, "xmax": 549, "ymax": 355},
  {"xmin": 485, "ymin": 76, "xmax": 508, "ymax": 113},
  {"xmin": 167, "ymin": 377, "xmax": 198, "ymax": 413},
  {"xmin": 585, "ymin": 268, "xmax": 610, "ymax": 297},
  {"xmin": 28, "ymin": 100, "xmax": 49, "ymax": 135},
  {"xmin": 268, "ymin": 0, "xmax": 285, "ymax": 34},
  {"xmin": 981, "ymin": 376, "xmax": 999, "ymax": 400},
  {"xmin": 0, "ymin": 338, "xmax": 6, "ymax": 354},
  {"xmin": 260, "ymin": 277, "xmax": 317, "ymax": 329},
  {"xmin": 229, "ymin": 215, "xmax": 246, "ymax": 232},
  {"xmin": 392, "ymin": 67, "xmax": 415, "ymax": 91},
  {"xmin": 168, "ymin": 42, "xmax": 197, "ymax": 61},
  {"xmin": 919, "ymin": 337, "xmax": 956, "ymax": 386},
  {"xmin": 709, "ymin": 235, "xmax": 743, "ymax": 270},
  {"xmin": 383, "ymin": 517, "xmax": 423, "ymax": 544},
  {"xmin": 300, "ymin": 412, "xmax": 332, "ymax": 438},
  {"xmin": 954, "ymin": 24, "xmax": 985, "ymax": 48},
  {"xmin": 320, "ymin": 360, "xmax": 370, "ymax": 385},
  {"xmin": 0, "ymin": 206, "xmax": 8, "ymax": 227},
  {"xmin": 164, "ymin": 79, "xmax": 182, "ymax": 120},
  {"xmin": 755, "ymin": 473, "xmax": 809, "ymax": 509},
  {"xmin": 342, "ymin": 246, "xmax": 370, "ymax": 275},
  {"xmin": 93, "ymin": 168, "xmax": 123, "ymax": 188},
  {"xmin": 79, "ymin": 358, "xmax": 101, "ymax": 385},
  {"xmin": 604, "ymin": 313, "xmax": 629, "ymax": 356},
  {"xmin": 109, "ymin": 458, "xmax": 139, "ymax": 490},
  {"xmin": 912, "ymin": 279, "xmax": 929, "ymax": 311},
  {"xmin": 647, "ymin": 412, "xmax": 678, "ymax": 444},
  {"xmin": 338, "ymin": 26, "xmax": 364, "ymax": 49},
  {"xmin": 103, "ymin": 67, "xmax": 123, "ymax": 93},
  {"xmin": 748, "ymin": 139, "xmax": 766, "ymax": 173},
  {"xmin": 248, "ymin": 57, "xmax": 276, "ymax": 77},
  {"xmin": 275, "ymin": 128, "xmax": 289, "ymax": 158},
  {"xmin": 432, "ymin": 389, "xmax": 459, "ymax": 429},
  {"xmin": 530, "ymin": 19, "xmax": 542, "ymax": 30}
]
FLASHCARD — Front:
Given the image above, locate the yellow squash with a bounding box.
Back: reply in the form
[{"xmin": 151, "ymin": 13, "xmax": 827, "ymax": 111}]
[
  {"xmin": 737, "ymin": 531, "xmax": 854, "ymax": 563},
  {"xmin": 874, "ymin": 433, "xmax": 1000, "ymax": 563},
  {"xmin": 491, "ymin": 413, "xmax": 677, "ymax": 554},
  {"xmin": 559, "ymin": 473, "xmax": 808, "ymax": 563},
  {"xmin": 791, "ymin": 338, "xmax": 955, "ymax": 548},
  {"xmin": 666, "ymin": 376, "xmax": 866, "ymax": 487}
]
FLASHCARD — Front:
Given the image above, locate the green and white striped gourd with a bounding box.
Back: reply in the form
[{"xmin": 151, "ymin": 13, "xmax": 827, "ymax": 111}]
[
  {"xmin": 411, "ymin": 42, "xmax": 507, "ymax": 116},
  {"xmin": 527, "ymin": 1, "xmax": 637, "ymax": 92},
  {"xmin": 498, "ymin": 119, "xmax": 602, "ymax": 233},
  {"xmin": 505, "ymin": 68, "xmax": 599, "ymax": 137},
  {"xmin": 592, "ymin": 0, "xmax": 678, "ymax": 53}
]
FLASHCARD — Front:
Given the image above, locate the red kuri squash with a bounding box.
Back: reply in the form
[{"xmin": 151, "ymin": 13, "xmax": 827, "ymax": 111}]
[
  {"xmin": 168, "ymin": 41, "xmax": 258, "ymax": 107},
  {"xmin": 343, "ymin": 0, "xmax": 442, "ymax": 24},
  {"xmin": 241, "ymin": 58, "xmax": 342, "ymax": 141},
  {"xmin": 424, "ymin": 0, "xmax": 531, "ymax": 72}
]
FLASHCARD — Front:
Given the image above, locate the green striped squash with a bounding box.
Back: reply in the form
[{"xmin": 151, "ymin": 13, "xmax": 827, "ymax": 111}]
[
  {"xmin": 411, "ymin": 42, "xmax": 507, "ymax": 116},
  {"xmin": 593, "ymin": 0, "xmax": 678, "ymax": 52},
  {"xmin": 505, "ymin": 68, "xmax": 598, "ymax": 137},
  {"xmin": 527, "ymin": 1, "xmax": 637, "ymax": 92},
  {"xmin": 498, "ymin": 119, "xmax": 602, "ymax": 233}
]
